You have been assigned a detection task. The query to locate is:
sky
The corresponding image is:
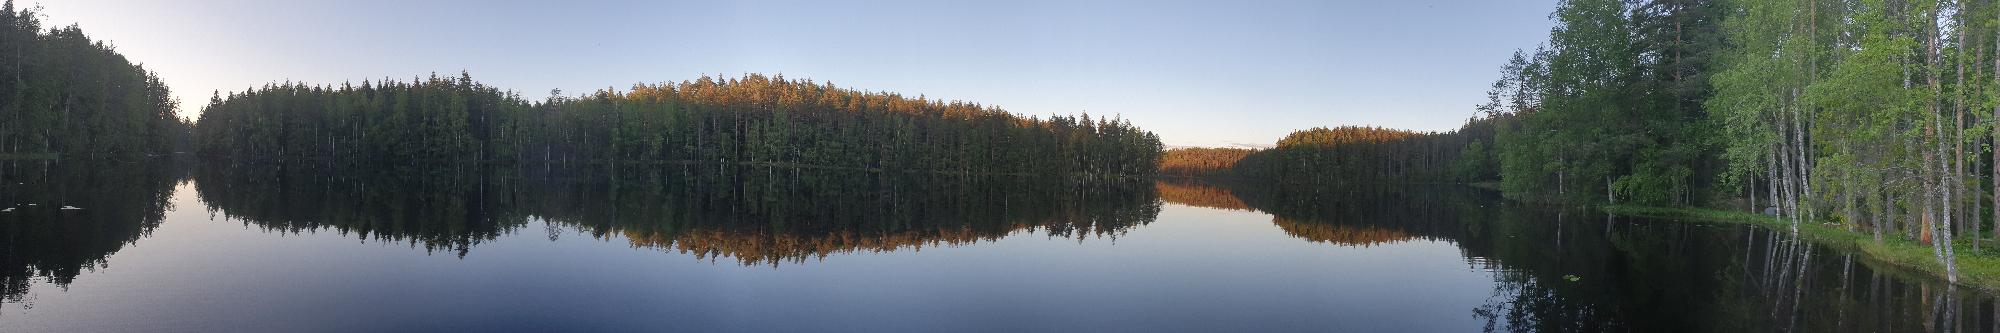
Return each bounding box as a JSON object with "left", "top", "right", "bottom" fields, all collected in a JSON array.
[{"left": 32, "top": 0, "right": 1557, "bottom": 148}]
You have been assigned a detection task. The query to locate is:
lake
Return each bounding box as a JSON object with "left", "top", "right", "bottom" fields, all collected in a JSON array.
[{"left": 0, "top": 160, "right": 1993, "bottom": 332}]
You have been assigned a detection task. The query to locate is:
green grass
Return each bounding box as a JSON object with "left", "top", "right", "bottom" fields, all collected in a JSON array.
[{"left": 1604, "top": 205, "right": 2000, "bottom": 292}]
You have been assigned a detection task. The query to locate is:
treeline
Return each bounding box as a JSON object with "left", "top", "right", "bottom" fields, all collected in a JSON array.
[
  {"left": 1196, "top": 0, "right": 1709, "bottom": 198},
  {"left": 1471, "top": 0, "right": 2000, "bottom": 280},
  {"left": 193, "top": 73, "right": 1162, "bottom": 176},
  {"left": 1232, "top": 120, "right": 1499, "bottom": 185},
  {"left": 0, "top": 1, "right": 189, "bottom": 157},
  {"left": 1706, "top": 0, "right": 2000, "bottom": 281},
  {"left": 1157, "top": 147, "right": 1255, "bottom": 178},
  {"left": 1479, "top": 0, "right": 1724, "bottom": 206}
]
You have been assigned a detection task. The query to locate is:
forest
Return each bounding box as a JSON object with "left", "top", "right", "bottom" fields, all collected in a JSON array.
[
  {"left": 1155, "top": 119, "right": 1499, "bottom": 185},
  {"left": 1131, "top": 0, "right": 2000, "bottom": 286},
  {"left": 1231, "top": 121, "right": 1501, "bottom": 185},
  {"left": 1183, "top": 0, "right": 2000, "bottom": 284},
  {"left": 192, "top": 73, "right": 1163, "bottom": 177},
  {"left": 0, "top": 2, "right": 189, "bottom": 158},
  {"left": 1157, "top": 147, "right": 1255, "bottom": 178},
  {"left": 15, "top": 0, "right": 2000, "bottom": 288},
  {"left": 1479, "top": 0, "right": 2000, "bottom": 283}
]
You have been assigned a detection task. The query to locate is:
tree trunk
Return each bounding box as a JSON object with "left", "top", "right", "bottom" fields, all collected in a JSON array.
[
  {"left": 1792, "top": 87, "right": 1811, "bottom": 226},
  {"left": 1769, "top": 146, "right": 1782, "bottom": 215},
  {"left": 1991, "top": 0, "right": 2000, "bottom": 244},
  {"left": 1955, "top": 0, "right": 1970, "bottom": 238},
  {"left": 1930, "top": 4, "right": 1958, "bottom": 282}
]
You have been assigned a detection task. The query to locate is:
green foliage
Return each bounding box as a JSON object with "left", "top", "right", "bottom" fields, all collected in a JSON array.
[
  {"left": 1488, "top": 0, "right": 1725, "bottom": 205},
  {"left": 1704, "top": 0, "right": 1996, "bottom": 263},
  {"left": 1158, "top": 147, "right": 1255, "bottom": 178},
  {"left": 0, "top": 1, "right": 190, "bottom": 157},
  {"left": 1233, "top": 118, "right": 1502, "bottom": 187},
  {"left": 1451, "top": 140, "right": 1496, "bottom": 181},
  {"left": 193, "top": 73, "right": 1164, "bottom": 177}
]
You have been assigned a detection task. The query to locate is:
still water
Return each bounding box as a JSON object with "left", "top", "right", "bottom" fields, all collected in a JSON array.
[{"left": 0, "top": 160, "right": 1994, "bottom": 332}]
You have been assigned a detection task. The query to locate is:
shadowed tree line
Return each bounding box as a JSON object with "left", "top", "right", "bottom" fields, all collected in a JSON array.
[
  {"left": 1230, "top": 120, "right": 1501, "bottom": 187},
  {"left": 192, "top": 73, "right": 1162, "bottom": 177},
  {"left": 0, "top": 2, "right": 191, "bottom": 158}
]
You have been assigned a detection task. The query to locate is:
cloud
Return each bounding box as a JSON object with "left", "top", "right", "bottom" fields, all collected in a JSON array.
[
  {"left": 1227, "top": 142, "right": 1275, "bottom": 149},
  {"left": 1163, "top": 142, "right": 1274, "bottom": 150}
]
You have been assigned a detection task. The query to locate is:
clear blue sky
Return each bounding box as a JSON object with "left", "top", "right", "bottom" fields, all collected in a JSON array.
[{"left": 36, "top": 0, "right": 1556, "bottom": 148}]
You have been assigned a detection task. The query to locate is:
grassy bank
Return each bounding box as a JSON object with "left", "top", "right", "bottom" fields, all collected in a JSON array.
[{"left": 1603, "top": 205, "right": 2000, "bottom": 292}]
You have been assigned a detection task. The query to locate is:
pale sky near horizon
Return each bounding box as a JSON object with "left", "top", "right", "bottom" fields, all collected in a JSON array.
[{"left": 32, "top": 0, "right": 1557, "bottom": 148}]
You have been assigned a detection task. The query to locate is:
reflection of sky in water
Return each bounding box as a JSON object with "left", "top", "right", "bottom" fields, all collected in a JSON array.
[
  {"left": 3, "top": 184, "right": 1495, "bottom": 332},
  {"left": 7, "top": 179, "right": 1997, "bottom": 333}
]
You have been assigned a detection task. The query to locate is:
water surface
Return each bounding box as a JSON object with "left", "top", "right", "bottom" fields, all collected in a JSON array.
[{"left": 0, "top": 161, "right": 1992, "bottom": 332}]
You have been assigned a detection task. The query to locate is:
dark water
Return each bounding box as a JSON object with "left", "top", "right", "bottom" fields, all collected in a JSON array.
[{"left": 0, "top": 160, "right": 1994, "bottom": 332}]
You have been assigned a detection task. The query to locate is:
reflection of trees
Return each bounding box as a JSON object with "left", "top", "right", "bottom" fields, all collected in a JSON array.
[
  {"left": 1463, "top": 207, "right": 1994, "bottom": 332},
  {"left": 1238, "top": 183, "right": 1489, "bottom": 243},
  {"left": 1231, "top": 180, "right": 1491, "bottom": 247},
  {"left": 1159, "top": 179, "right": 1997, "bottom": 332},
  {"left": 195, "top": 164, "right": 1160, "bottom": 266},
  {"left": 1459, "top": 208, "right": 1625, "bottom": 332},
  {"left": 195, "top": 162, "right": 529, "bottom": 256},
  {"left": 1154, "top": 179, "right": 1251, "bottom": 211},
  {"left": 0, "top": 159, "right": 183, "bottom": 304},
  {"left": 1270, "top": 217, "right": 1414, "bottom": 248},
  {"left": 1156, "top": 180, "right": 1488, "bottom": 247},
  {"left": 538, "top": 166, "right": 1161, "bottom": 266}
]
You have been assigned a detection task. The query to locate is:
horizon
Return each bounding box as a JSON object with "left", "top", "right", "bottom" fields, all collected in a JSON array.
[
  {"left": 7, "top": 1, "right": 1996, "bottom": 331},
  {"left": 31, "top": 0, "right": 1556, "bottom": 148}
]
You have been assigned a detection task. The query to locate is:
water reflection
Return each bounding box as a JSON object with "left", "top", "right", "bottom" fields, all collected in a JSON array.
[
  {"left": 0, "top": 159, "right": 183, "bottom": 305},
  {"left": 195, "top": 162, "right": 532, "bottom": 256},
  {"left": 6, "top": 162, "right": 1999, "bottom": 331},
  {"left": 537, "top": 166, "right": 1160, "bottom": 266},
  {"left": 1161, "top": 179, "right": 2000, "bottom": 332},
  {"left": 195, "top": 163, "right": 1161, "bottom": 265},
  {"left": 1159, "top": 179, "right": 1489, "bottom": 247}
]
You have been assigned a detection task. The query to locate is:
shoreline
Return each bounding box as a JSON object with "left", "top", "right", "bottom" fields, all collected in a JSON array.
[{"left": 1603, "top": 205, "right": 2000, "bottom": 293}]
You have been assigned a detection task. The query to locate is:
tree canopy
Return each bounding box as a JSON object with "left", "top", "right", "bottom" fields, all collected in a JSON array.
[
  {"left": 0, "top": 1, "right": 189, "bottom": 157},
  {"left": 193, "top": 73, "right": 1163, "bottom": 177}
]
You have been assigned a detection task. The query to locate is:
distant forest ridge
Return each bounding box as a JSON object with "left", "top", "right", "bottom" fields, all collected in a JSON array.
[
  {"left": 190, "top": 73, "right": 1162, "bottom": 177},
  {"left": 3, "top": 3, "right": 1163, "bottom": 176},
  {"left": 1157, "top": 120, "right": 1501, "bottom": 185}
]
